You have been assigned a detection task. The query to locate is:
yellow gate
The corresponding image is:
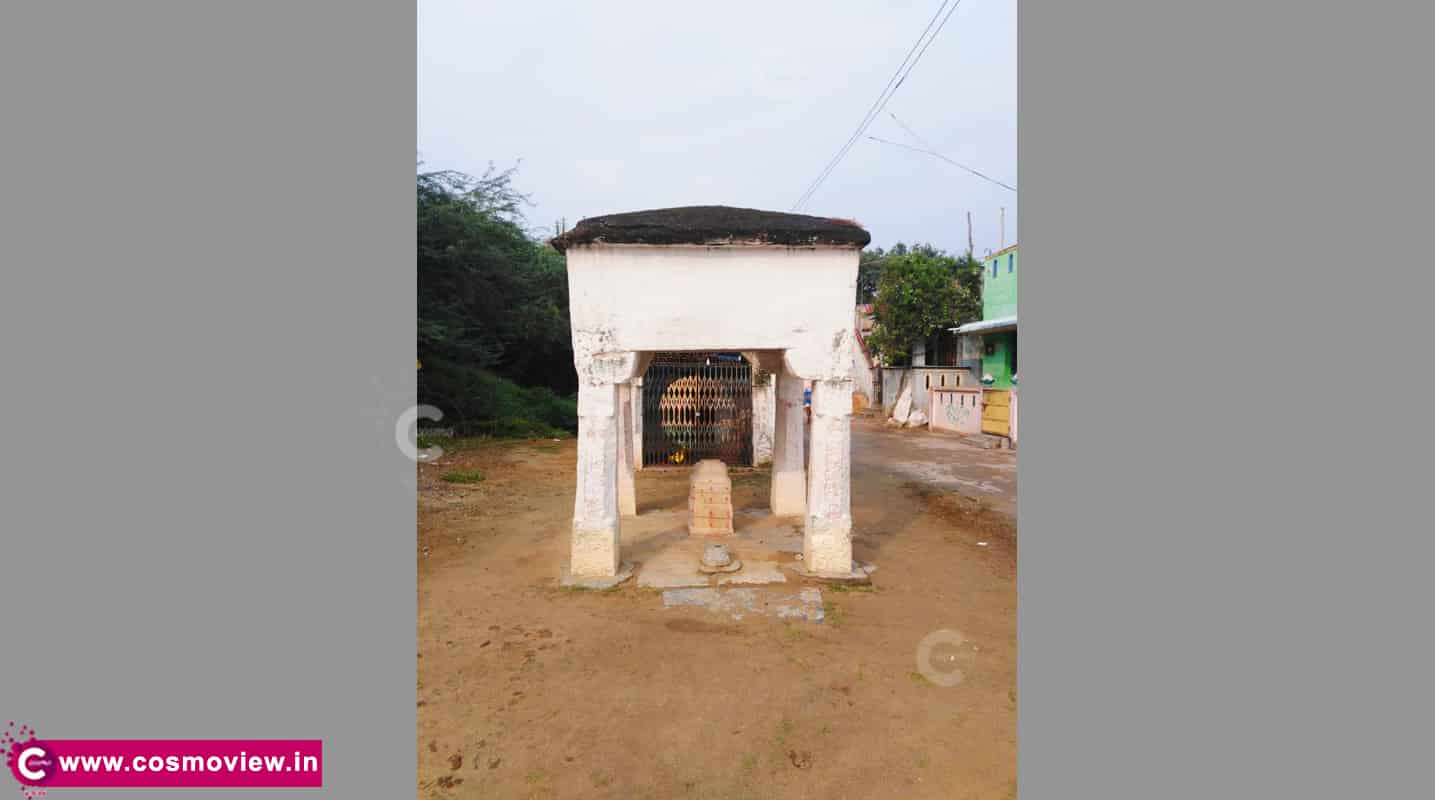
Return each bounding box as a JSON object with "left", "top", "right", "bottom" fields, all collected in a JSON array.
[{"left": 981, "top": 389, "right": 1011, "bottom": 436}]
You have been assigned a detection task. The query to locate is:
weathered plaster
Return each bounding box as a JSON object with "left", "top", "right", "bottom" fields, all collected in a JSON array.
[
  {"left": 882, "top": 366, "right": 972, "bottom": 416},
  {"left": 567, "top": 245, "right": 858, "bottom": 362},
  {"left": 752, "top": 378, "right": 775, "bottom": 466},
  {"left": 770, "top": 371, "right": 807, "bottom": 516},
  {"left": 574, "top": 345, "right": 641, "bottom": 386},
  {"left": 571, "top": 382, "right": 621, "bottom": 576},
  {"left": 781, "top": 330, "right": 854, "bottom": 382},
  {"left": 804, "top": 378, "right": 854, "bottom": 575},
  {"left": 739, "top": 350, "right": 777, "bottom": 467},
  {"left": 929, "top": 387, "right": 983, "bottom": 435}
]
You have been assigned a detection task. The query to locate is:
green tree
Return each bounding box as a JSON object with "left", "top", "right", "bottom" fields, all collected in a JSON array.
[
  {"left": 856, "top": 247, "right": 885, "bottom": 303},
  {"left": 866, "top": 244, "right": 982, "bottom": 364},
  {"left": 948, "top": 250, "right": 984, "bottom": 325},
  {"left": 856, "top": 242, "right": 911, "bottom": 303},
  {"left": 417, "top": 163, "right": 579, "bottom": 434}
]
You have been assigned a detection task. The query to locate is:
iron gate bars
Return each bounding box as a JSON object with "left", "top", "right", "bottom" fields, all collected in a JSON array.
[{"left": 641, "top": 353, "right": 752, "bottom": 467}]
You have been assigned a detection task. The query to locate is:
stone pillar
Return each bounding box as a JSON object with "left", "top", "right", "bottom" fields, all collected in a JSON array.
[
  {"left": 617, "top": 382, "right": 637, "bottom": 517},
  {"left": 804, "top": 378, "right": 854, "bottom": 575},
  {"left": 752, "top": 376, "right": 775, "bottom": 467},
  {"left": 770, "top": 370, "right": 807, "bottom": 516},
  {"left": 631, "top": 377, "right": 644, "bottom": 471},
  {"left": 572, "top": 381, "right": 621, "bottom": 577}
]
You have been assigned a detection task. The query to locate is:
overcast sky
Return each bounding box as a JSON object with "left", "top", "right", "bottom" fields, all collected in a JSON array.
[{"left": 418, "top": 0, "right": 1015, "bottom": 256}]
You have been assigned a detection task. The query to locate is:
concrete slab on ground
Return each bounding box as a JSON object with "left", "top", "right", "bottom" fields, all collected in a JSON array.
[
  {"left": 660, "top": 586, "right": 824, "bottom": 623},
  {"left": 773, "top": 587, "right": 825, "bottom": 623},
  {"left": 662, "top": 588, "right": 756, "bottom": 618},
  {"left": 636, "top": 548, "right": 709, "bottom": 589}
]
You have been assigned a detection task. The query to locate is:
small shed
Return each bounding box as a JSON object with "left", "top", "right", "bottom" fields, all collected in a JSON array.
[{"left": 552, "top": 206, "right": 870, "bottom": 580}]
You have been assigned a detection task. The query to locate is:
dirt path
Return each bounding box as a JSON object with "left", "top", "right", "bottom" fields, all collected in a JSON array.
[
  {"left": 418, "top": 418, "right": 1016, "bottom": 799},
  {"left": 853, "top": 418, "right": 1018, "bottom": 518}
]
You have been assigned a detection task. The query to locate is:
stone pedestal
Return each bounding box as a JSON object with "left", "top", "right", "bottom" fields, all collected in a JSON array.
[{"left": 688, "top": 459, "right": 734, "bottom": 536}]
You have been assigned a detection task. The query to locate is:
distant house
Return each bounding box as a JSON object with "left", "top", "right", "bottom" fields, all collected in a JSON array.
[
  {"left": 852, "top": 304, "right": 879, "bottom": 409},
  {"left": 956, "top": 243, "right": 1017, "bottom": 389}
]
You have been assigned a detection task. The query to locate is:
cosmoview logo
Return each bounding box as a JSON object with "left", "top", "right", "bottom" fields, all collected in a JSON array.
[
  {"left": 15, "top": 744, "right": 54, "bottom": 784},
  {"left": 396, "top": 404, "right": 445, "bottom": 462},
  {"left": 4, "top": 723, "right": 52, "bottom": 798},
  {"left": 915, "top": 629, "right": 967, "bottom": 687}
]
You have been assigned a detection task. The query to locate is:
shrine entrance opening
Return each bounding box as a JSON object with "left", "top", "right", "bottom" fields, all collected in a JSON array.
[{"left": 641, "top": 352, "right": 753, "bottom": 468}]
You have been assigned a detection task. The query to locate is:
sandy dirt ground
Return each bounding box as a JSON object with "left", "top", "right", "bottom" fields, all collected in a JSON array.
[{"left": 418, "top": 417, "right": 1016, "bottom": 799}]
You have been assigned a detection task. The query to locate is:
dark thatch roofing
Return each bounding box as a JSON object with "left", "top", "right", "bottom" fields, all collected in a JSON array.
[{"left": 550, "top": 205, "right": 871, "bottom": 252}]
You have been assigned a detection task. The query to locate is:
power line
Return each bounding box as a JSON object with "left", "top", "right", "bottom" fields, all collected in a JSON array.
[
  {"left": 790, "top": 0, "right": 966, "bottom": 212},
  {"left": 790, "top": 0, "right": 952, "bottom": 212},
  {"left": 792, "top": 0, "right": 964, "bottom": 212},
  {"left": 888, "top": 111, "right": 937, "bottom": 150},
  {"left": 867, "top": 134, "right": 1017, "bottom": 193},
  {"left": 789, "top": 0, "right": 952, "bottom": 213},
  {"left": 881, "top": 111, "right": 1016, "bottom": 191}
]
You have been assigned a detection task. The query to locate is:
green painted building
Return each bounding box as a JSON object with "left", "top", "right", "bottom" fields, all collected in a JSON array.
[{"left": 956, "top": 243, "right": 1018, "bottom": 389}]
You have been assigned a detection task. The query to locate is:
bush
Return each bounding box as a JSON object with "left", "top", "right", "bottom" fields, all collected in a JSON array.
[
  {"left": 416, "top": 165, "right": 579, "bottom": 437},
  {"left": 419, "top": 356, "right": 577, "bottom": 438},
  {"left": 470, "top": 417, "right": 571, "bottom": 439}
]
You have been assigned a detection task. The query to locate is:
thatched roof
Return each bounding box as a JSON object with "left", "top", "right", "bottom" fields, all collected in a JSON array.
[{"left": 550, "top": 205, "right": 871, "bottom": 252}]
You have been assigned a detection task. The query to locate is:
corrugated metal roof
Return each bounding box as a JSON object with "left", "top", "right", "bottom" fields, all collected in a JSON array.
[{"left": 953, "top": 315, "right": 1017, "bottom": 334}]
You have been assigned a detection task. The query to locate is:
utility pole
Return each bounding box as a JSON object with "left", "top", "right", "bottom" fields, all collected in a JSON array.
[
  {"left": 966, "top": 211, "right": 974, "bottom": 257},
  {"left": 1000, "top": 207, "right": 1006, "bottom": 249}
]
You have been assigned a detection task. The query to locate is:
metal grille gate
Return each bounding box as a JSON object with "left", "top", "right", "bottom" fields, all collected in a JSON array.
[{"left": 642, "top": 352, "right": 752, "bottom": 467}]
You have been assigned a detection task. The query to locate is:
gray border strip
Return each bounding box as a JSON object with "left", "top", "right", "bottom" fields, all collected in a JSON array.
[
  {"left": 1, "top": 3, "right": 415, "bottom": 798},
  {"left": 1022, "top": 0, "right": 1431, "bottom": 796}
]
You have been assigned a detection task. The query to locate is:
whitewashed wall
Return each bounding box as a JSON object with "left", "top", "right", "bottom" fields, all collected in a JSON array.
[
  {"left": 881, "top": 367, "right": 972, "bottom": 415},
  {"left": 566, "top": 244, "right": 858, "bottom": 379}
]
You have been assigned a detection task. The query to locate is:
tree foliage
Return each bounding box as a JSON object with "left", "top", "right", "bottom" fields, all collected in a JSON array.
[
  {"left": 865, "top": 243, "right": 983, "bottom": 364},
  {"left": 417, "top": 164, "right": 578, "bottom": 434},
  {"left": 856, "top": 246, "right": 887, "bottom": 304}
]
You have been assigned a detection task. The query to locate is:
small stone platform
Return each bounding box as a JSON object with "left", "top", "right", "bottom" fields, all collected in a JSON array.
[{"left": 687, "top": 459, "right": 733, "bottom": 536}]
